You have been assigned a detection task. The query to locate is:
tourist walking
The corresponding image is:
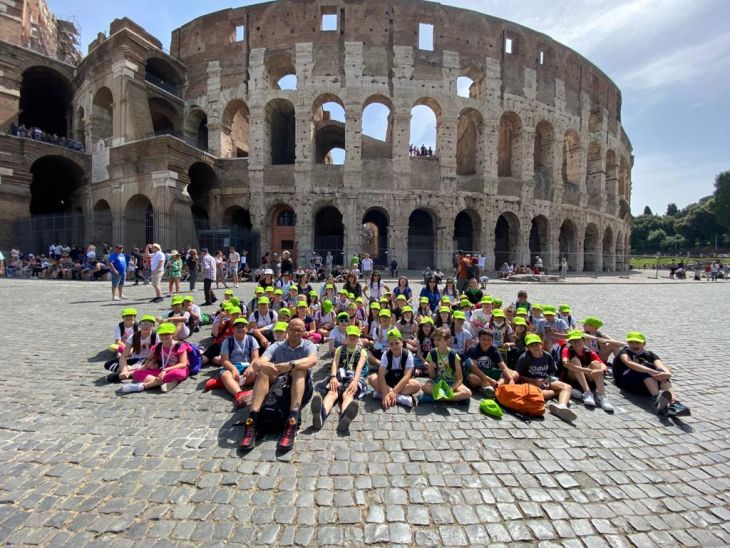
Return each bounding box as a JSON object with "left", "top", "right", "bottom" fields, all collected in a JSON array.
[
  {"left": 107, "top": 244, "right": 128, "bottom": 301},
  {"left": 201, "top": 248, "right": 217, "bottom": 305},
  {"left": 560, "top": 257, "right": 568, "bottom": 279},
  {"left": 146, "top": 243, "right": 165, "bottom": 303},
  {"left": 186, "top": 249, "right": 199, "bottom": 291}
]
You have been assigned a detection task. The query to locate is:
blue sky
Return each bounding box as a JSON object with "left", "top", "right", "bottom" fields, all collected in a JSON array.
[{"left": 51, "top": 0, "right": 730, "bottom": 215}]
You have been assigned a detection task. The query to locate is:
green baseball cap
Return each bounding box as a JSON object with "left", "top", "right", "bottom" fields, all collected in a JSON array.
[
  {"left": 345, "top": 326, "right": 361, "bottom": 337},
  {"left": 420, "top": 296, "right": 429, "bottom": 303},
  {"left": 273, "top": 322, "right": 288, "bottom": 332},
  {"left": 626, "top": 331, "right": 646, "bottom": 343},
  {"left": 492, "top": 298, "right": 503, "bottom": 308},
  {"left": 140, "top": 314, "right": 156, "bottom": 324},
  {"left": 491, "top": 309, "right": 505, "bottom": 318},
  {"left": 278, "top": 308, "right": 291, "bottom": 317},
  {"left": 559, "top": 304, "right": 571, "bottom": 313},
  {"left": 386, "top": 328, "right": 402, "bottom": 340},
  {"left": 337, "top": 312, "right": 350, "bottom": 321},
  {"left": 370, "top": 302, "right": 381, "bottom": 310},
  {"left": 438, "top": 306, "right": 451, "bottom": 314},
  {"left": 258, "top": 297, "right": 270, "bottom": 305},
  {"left": 157, "top": 322, "right": 176, "bottom": 336},
  {"left": 322, "top": 300, "right": 333, "bottom": 313},
  {"left": 265, "top": 286, "right": 275, "bottom": 292},
  {"left": 581, "top": 316, "right": 604, "bottom": 329},
  {"left": 379, "top": 309, "right": 392, "bottom": 318},
  {"left": 401, "top": 306, "right": 413, "bottom": 313},
  {"left": 542, "top": 305, "right": 556, "bottom": 315},
  {"left": 255, "top": 286, "right": 264, "bottom": 294},
  {"left": 233, "top": 317, "right": 249, "bottom": 327},
  {"left": 453, "top": 310, "right": 466, "bottom": 320},
  {"left": 567, "top": 330, "right": 584, "bottom": 342},
  {"left": 525, "top": 333, "right": 542, "bottom": 346},
  {"left": 171, "top": 296, "right": 184, "bottom": 306},
  {"left": 513, "top": 317, "right": 527, "bottom": 326},
  {"left": 480, "top": 296, "right": 493, "bottom": 304},
  {"left": 460, "top": 299, "right": 471, "bottom": 307},
  {"left": 396, "top": 294, "right": 407, "bottom": 301},
  {"left": 274, "top": 288, "right": 283, "bottom": 295},
  {"left": 121, "top": 308, "right": 137, "bottom": 317},
  {"left": 229, "top": 307, "right": 242, "bottom": 315},
  {"left": 419, "top": 317, "right": 435, "bottom": 325}
]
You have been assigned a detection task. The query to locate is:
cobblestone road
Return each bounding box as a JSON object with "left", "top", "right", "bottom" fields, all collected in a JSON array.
[{"left": 0, "top": 278, "right": 728, "bottom": 547}]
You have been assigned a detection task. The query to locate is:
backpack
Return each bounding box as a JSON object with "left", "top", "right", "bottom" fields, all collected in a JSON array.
[
  {"left": 254, "top": 310, "right": 275, "bottom": 324},
  {"left": 119, "top": 321, "right": 138, "bottom": 337},
  {"left": 154, "top": 341, "right": 203, "bottom": 376},
  {"left": 496, "top": 383, "right": 545, "bottom": 416},
  {"left": 427, "top": 348, "right": 457, "bottom": 377},
  {"left": 226, "top": 335, "right": 252, "bottom": 361},
  {"left": 385, "top": 348, "right": 411, "bottom": 371},
  {"left": 258, "top": 375, "right": 291, "bottom": 432}
]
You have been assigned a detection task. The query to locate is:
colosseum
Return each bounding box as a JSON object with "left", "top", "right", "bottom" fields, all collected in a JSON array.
[{"left": 0, "top": 0, "right": 633, "bottom": 272}]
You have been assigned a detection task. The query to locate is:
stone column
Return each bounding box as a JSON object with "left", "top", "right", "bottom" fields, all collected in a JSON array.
[
  {"left": 391, "top": 112, "right": 412, "bottom": 188},
  {"left": 482, "top": 217, "right": 495, "bottom": 272}
]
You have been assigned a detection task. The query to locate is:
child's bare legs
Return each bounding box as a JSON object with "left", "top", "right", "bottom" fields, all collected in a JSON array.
[{"left": 545, "top": 380, "right": 571, "bottom": 405}]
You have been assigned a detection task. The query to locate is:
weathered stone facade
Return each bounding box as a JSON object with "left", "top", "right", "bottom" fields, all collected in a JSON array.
[{"left": 0, "top": 0, "right": 633, "bottom": 271}]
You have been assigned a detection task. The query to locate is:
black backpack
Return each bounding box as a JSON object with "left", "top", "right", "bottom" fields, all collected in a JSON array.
[
  {"left": 258, "top": 375, "right": 291, "bottom": 432},
  {"left": 385, "top": 348, "right": 411, "bottom": 371},
  {"left": 118, "top": 321, "right": 138, "bottom": 337}
]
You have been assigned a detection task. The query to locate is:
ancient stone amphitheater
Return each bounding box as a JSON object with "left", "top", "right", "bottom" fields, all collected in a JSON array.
[{"left": 0, "top": 0, "right": 633, "bottom": 271}]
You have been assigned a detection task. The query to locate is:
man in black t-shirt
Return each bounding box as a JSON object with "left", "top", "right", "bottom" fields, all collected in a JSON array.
[
  {"left": 614, "top": 331, "right": 690, "bottom": 417},
  {"left": 464, "top": 330, "right": 518, "bottom": 396},
  {"left": 516, "top": 334, "right": 576, "bottom": 422}
]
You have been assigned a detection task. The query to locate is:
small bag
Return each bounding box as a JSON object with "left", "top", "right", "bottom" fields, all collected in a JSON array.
[
  {"left": 432, "top": 379, "right": 455, "bottom": 401},
  {"left": 480, "top": 398, "right": 504, "bottom": 418},
  {"left": 495, "top": 383, "right": 545, "bottom": 416},
  {"left": 258, "top": 375, "right": 292, "bottom": 432}
]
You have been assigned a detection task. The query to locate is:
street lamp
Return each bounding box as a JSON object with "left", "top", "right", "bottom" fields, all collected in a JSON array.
[{"left": 655, "top": 251, "right": 660, "bottom": 279}]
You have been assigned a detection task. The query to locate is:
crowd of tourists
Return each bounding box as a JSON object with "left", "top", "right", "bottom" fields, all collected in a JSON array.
[
  {"left": 101, "top": 249, "right": 692, "bottom": 454},
  {"left": 8, "top": 123, "right": 86, "bottom": 152}
]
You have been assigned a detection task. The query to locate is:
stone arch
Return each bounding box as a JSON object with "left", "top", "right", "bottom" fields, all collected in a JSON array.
[
  {"left": 221, "top": 99, "right": 250, "bottom": 158},
  {"left": 616, "top": 230, "right": 626, "bottom": 271},
  {"left": 30, "top": 155, "right": 85, "bottom": 215},
  {"left": 498, "top": 111, "right": 523, "bottom": 177},
  {"left": 187, "top": 162, "right": 219, "bottom": 231},
  {"left": 313, "top": 94, "right": 346, "bottom": 165},
  {"left": 408, "top": 208, "right": 437, "bottom": 269},
  {"left": 124, "top": 194, "right": 154, "bottom": 247},
  {"left": 494, "top": 212, "right": 521, "bottom": 267},
  {"left": 93, "top": 199, "right": 113, "bottom": 245},
  {"left": 313, "top": 205, "right": 344, "bottom": 260},
  {"left": 266, "top": 50, "right": 297, "bottom": 90},
  {"left": 559, "top": 219, "right": 578, "bottom": 271},
  {"left": 583, "top": 222, "right": 600, "bottom": 272},
  {"left": 456, "top": 108, "right": 484, "bottom": 176},
  {"left": 19, "top": 66, "right": 74, "bottom": 137},
  {"left": 562, "top": 129, "right": 582, "bottom": 185},
  {"left": 148, "top": 97, "right": 180, "bottom": 136},
  {"left": 145, "top": 57, "right": 183, "bottom": 96},
  {"left": 91, "top": 87, "right": 114, "bottom": 144},
  {"left": 264, "top": 99, "right": 295, "bottom": 165},
  {"left": 586, "top": 141, "right": 603, "bottom": 210},
  {"left": 454, "top": 209, "right": 482, "bottom": 254},
  {"left": 410, "top": 98, "right": 442, "bottom": 156},
  {"left": 270, "top": 204, "right": 296, "bottom": 257},
  {"left": 185, "top": 108, "right": 208, "bottom": 151},
  {"left": 362, "top": 95, "right": 394, "bottom": 159},
  {"left": 223, "top": 206, "right": 253, "bottom": 230},
  {"left": 362, "top": 207, "right": 390, "bottom": 266},
  {"left": 602, "top": 226, "right": 615, "bottom": 271},
  {"left": 529, "top": 215, "right": 550, "bottom": 265}
]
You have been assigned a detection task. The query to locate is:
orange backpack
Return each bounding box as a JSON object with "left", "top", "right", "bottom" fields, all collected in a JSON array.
[{"left": 496, "top": 383, "right": 545, "bottom": 416}]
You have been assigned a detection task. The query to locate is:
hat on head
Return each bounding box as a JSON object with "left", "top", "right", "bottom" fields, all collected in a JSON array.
[
  {"left": 171, "top": 296, "right": 184, "bottom": 306},
  {"left": 274, "top": 288, "right": 283, "bottom": 295},
  {"left": 322, "top": 300, "right": 333, "bottom": 313},
  {"left": 626, "top": 331, "right": 646, "bottom": 343},
  {"left": 355, "top": 296, "right": 364, "bottom": 304},
  {"left": 420, "top": 296, "right": 429, "bottom": 303},
  {"left": 581, "top": 316, "right": 604, "bottom": 329},
  {"left": 379, "top": 309, "right": 392, "bottom": 318},
  {"left": 309, "top": 290, "right": 318, "bottom": 297},
  {"left": 531, "top": 303, "right": 543, "bottom": 311},
  {"left": 542, "top": 305, "right": 556, "bottom": 315},
  {"left": 513, "top": 317, "right": 527, "bottom": 326},
  {"left": 396, "top": 294, "right": 406, "bottom": 301},
  {"left": 229, "top": 307, "right": 242, "bottom": 315},
  {"left": 347, "top": 292, "right": 355, "bottom": 299},
  {"left": 386, "top": 328, "right": 402, "bottom": 340},
  {"left": 258, "top": 297, "right": 270, "bottom": 305},
  {"left": 296, "top": 301, "right": 308, "bottom": 308},
  {"left": 170, "top": 250, "right": 179, "bottom": 256},
  {"left": 157, "top": 322, "right": 176, "bottom": 336},
  {"left": 140, "top": 314, "right": 156, "bottom": 324},
  {"left": 419, "top": 317, "right": 435, "bottom": 325},
  {"left": 222, "top": 302, "right": 233, "bottom": 311},
  {"left": 441, "top": 296, "right": 451, "bottom": 303},
  {"left": 264, "top": 269, "right": 274, "bottom": 275},
  {"left": 337, "top": 312, "right": 350, "bottom": 321},
  {"left": 559, "top": 304, "right": 571, "bottom": 314},
  {"left": 491, "top": 309, "right": 505, "bottom": 318},
  {"left": 567, "top": 330, "right": 585, "bottom": 343},
  {"left": 278, "top": 308, "right": 291, "bottom": 317},
  {"left": 265, "top": 286, "right": 275, "bottom": 293},
  {"left": 325, "top": 284, "right": 334, "bottom": 289},
  {"left": 345, "top": 326, "right": 361, "bottom": 337},
  {"left": 515, "top": 308, "right": 528, "bottom": 316},
  {"left": 182, "top": 296, "right": 193, "bottom": 302},
  {"left": 525, "top": 333, "right": 542, "bottom": 346},
  {"left": 233, "top": 317, "right": 249, "bottom": 327},
  {"left": 338, "top": 288, "right": 348, "bottom": 294},
  {"left": 493, "top": 298, "right": 503, "bottom": 308},
  {"left": 255, "top": 286, "right": 264, "bottom": 294},
  {"left": 438, "top": 306, "right": 451, "bottom": 314},
  {"left": 121, "top": 308, "right": 137, "bottom": 317},
  {"left": 370, "top": 302, "right": 381, "bottom": 310},
  {"left": 480, "top": 296, "right": 494, "bottom": 304},
  {"left": 453, "top": 310, "right": 466, "bottom": 321},
  {"left": 460, "top": 299, "right": 471, "bottom": 308},
  {"left": 401, "top": 306, "right": 413, "bottom": 314},
  {"left": 273, "top": 322, "right": 288, "bottom": 332}
]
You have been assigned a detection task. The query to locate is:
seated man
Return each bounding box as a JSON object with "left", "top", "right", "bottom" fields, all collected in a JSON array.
[
  {"left": 464, "top": 329, "right": 519, "bottom": 397},
  {"left": 560, "top": 330, "right": 614, "bottom": 412},
  {"left": 516, "top": 334, "right": 576, "bottom": 422},
  {"left": 614, "top": 332, "right": 690, "bottom": 417},
  {"left": 205, "top": 317, "right": 260, "bottom": 408},
  {"left": 239, "top": 318, "right": 318, "bottom": 452},
  {"left": 367, "top": 328, "right": 421, "bottom": 409}
]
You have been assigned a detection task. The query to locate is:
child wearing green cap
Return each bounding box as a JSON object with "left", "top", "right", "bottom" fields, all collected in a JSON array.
[
  {"left": 106, "top": 315, "right": 158, "bottom": 382},
  {"left": 110, "top": 308, "right": 138, "bottom": 354},
  {"left": 415, "top": 297, "right": 432, "bottom": 322},
  {"left": 314, "top": 300, "right": 336, "bottom": 339},
  {"left": 580, "top": 317, "right": 623, "bottom": 363},
  {"left": 488, "top": 309, "right": 513, "bottom": 348},
  {"left": 207, "top": 318, "right": 260, "bottom": 408},
  {"left": 397, "top": 307, "right": 418, "bottom": 351},
  {"left": 368, "top": 328, "right": 421, "bottom": 409},
  {"left": 614, "top": 332, "right": 690, "bottom": 417},
  {"left": 121, "top": 322, "right": 189, "bottom": 394},
  {"left": 422, "top": 327, "right": 472, "bottom": 403},
  {"left": 312, "top": 326, "right": 368, "bottom": 432},
  {"left": 561, "top": 331, "right": 614, "bottom": 412},
  {"left": 161, "top": 297, "right": 191, "bottom": 340},
  {"left": 328, "top": 312, "right": 351, "bottom": 354}
]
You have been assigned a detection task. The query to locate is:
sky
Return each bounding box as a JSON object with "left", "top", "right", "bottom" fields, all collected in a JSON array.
[{"left": 50, "top": 0, "right": 730, "bottom": 215}]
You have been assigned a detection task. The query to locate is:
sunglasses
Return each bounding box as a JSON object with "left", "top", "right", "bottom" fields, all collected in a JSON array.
[{"left": 139, "top": 321, "right": 154, "bottom": 327}]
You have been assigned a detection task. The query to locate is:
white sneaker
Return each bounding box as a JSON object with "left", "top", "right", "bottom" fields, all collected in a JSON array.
[
  {"left": 583, "top": 391, "right": 596, "bottom": 407},
  {"left": 548, "top": 402, "right": 577, "bottom": 422},
  {"left": 597, "top": 395, "right": 614, "bottom": 412},
  {"left": 160, "top": 381, "right": 179, "bottom": 393},
  {"left": 121, "top": 382, "right": 144, "bottom": 393}
]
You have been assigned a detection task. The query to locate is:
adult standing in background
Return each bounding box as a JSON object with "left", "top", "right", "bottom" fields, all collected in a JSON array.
[
  {"left": 186, "top": 249, "right": 199, "bottom": 291},
  {"left": 201, "top": 248, "right": 218, "bottom": 305},
  {"left": 560, "top": 257, "right": 569, "bottom": 279},
  {"left": 146, "top": 243, "right": 165, "bottom": 303},
  {"left": 325, "top": 251, "right": 333, "bottom": 277},
  {"left": 107, "top": 244, "right": 128, "bottom": 301},
  {"left": 228, "top": 246, "right": 240, "bottom": 287},
  {"left": 455, "top": 251, "right": 470, "bottom": 293},
  {"left": 280, "top": 250, "right": 294, "bottom": 276}
]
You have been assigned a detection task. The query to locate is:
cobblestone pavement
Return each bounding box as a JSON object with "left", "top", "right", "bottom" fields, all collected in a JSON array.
[{"left": 0, "top": 278, "right": 728, "bottom": 547}]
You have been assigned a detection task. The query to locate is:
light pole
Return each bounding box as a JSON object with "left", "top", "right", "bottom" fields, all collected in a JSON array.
[{"left": 655, "top": 251, "right": 660, "bottom": 279}]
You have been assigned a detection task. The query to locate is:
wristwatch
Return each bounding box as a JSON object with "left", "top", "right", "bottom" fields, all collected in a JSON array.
[{"left": 288, "top": 361, "right": 296, "bottom": 371}]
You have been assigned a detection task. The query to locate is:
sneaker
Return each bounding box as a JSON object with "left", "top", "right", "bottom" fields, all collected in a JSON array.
[
  {"left": 204, "top": 377, "right": 223, "bottom": 392},
  {"left": 548, "top": 402, "right": 577, "bottom": 422},
  {"left": 479, "top": 385, "right": 495, "bottom": 398},
  {"left": 277, "top": 417, "right": 299, "bottom": 452},
  {"left": 234, "top": 391, "right": 251, "bottom": 408},
  {"left": 106, "top": 373, "right": 121, "bottom": 384},
  {"left": 311, "top": 393, "right": 324, "bottom": 430},
  {"left": 121, "top": 382, "right": 144, "bottom": 394},
  {"left": 583, "top": 391, "right": 596, "bottom": 408},
  {"left": 239, "top": 418, "right": 258, "bottom": 451},
  {"left": 108, "top": 344, "right": 120, "bottom": 353},
  {"left": 571, "top": 388, "right": 584, "bottom": 401},
  {"left": 411, "top": 394, "right": 419, "bottom": 408},
  {"left": 656, "top": 390, "right": 672, "bottom": 414},
  {"left": 336, "top": 400, "right": 359, "bottom": 433},
  {"left": 596, "top": 395, "right": 614, "bottom": 413},
  {"left": 160, "top": 381, "right": 179, "bottom": 393},
  {"left": 667, "top": 401, "right": 691, "bottom": 417}
]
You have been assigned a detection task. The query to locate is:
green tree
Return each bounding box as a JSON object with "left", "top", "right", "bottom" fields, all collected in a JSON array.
[
  {"left": 647, "top": 228, "right": 667, "bottom": 251},
  {"left": 666, "top": 203, "right": 678, "bottom": 216},
  {"left": 674, "top": 199, "right": 720, "bottom": 246},
  {"left": 643, "top": 205, "right": 653, "bottom": 215},
  {"left": 713, "top": 170, "right": 730, "bottom": 230}
]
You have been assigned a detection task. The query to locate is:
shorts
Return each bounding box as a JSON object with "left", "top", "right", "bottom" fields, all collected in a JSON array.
[
  {"left": 316, "top": 372, "right": 367, "bottom": 400},
  {"left": 559, "top": 369, "right": 597, "bottom": 392},
  {"left": 151, "top": 271, "right": 163, "bottom": 287},
  {"left": 111, "top": 273, "right": 125, "bottom": 287},
  {"left": 131, "top": 367, "right": 189, "bottom": 384},
  {"left": 384, "top": 368, "right": 405, "bottom": 388},
  {"left": 617, "top": 370, "right": 653, "bottom": 396},
  {"left": 219, "top": 362, "right": 249, "bottom": 376}
]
